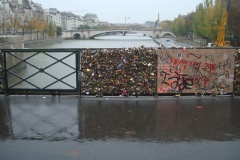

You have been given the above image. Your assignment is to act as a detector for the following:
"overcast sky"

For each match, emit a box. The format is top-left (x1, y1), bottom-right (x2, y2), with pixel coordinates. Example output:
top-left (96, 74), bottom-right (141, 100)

top-left (32, 0), bottom-right (204, 24)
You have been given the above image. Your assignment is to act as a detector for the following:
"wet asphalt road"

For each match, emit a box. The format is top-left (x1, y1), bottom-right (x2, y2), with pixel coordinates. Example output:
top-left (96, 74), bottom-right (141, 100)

top-left (1, 95), bottom-right (240, 160)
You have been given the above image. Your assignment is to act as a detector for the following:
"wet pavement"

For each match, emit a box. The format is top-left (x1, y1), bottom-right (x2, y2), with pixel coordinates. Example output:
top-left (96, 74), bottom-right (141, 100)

top-left (1, 95), bottom-right (240, 160)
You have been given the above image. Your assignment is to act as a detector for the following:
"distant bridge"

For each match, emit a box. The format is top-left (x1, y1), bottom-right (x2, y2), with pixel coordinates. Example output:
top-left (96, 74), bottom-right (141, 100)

top-left (62, 29), bottom-right (175, 39)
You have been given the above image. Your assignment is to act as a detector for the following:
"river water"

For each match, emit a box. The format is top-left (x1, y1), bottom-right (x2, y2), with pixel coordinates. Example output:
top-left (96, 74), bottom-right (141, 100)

top-left (41, 34), bottom-right (160, 48)
top-left (8, 34), bottom-right (160, 90)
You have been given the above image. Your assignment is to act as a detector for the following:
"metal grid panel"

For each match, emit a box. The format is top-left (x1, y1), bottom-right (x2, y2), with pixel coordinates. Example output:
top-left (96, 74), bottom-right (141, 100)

top-left (2, 49), bottom-right (79, 94)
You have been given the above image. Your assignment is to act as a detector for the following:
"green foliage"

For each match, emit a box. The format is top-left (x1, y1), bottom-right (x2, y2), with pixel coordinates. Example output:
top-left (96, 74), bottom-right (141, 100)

top-left (9, 14), bottom-right (22, 33)
top-left (77, 25), bottom-right (91, 29)
top-left (47, 21), bottom-right (56, 37)
top-left (169, 0), bottom-right (240, 44)
top-left (192, 3), bottom-right (206, 38)
top-left (202, 1), bottom-right (223, 40)
top-left (92, 25), bottom-right (108, 30)
top-left (184, 12), bottom-right (195, 32)
top-left (160, 20), bottom-right (173, 30)
top-left (56, 26), bottom-right (62, 36)
top-left (191, 0), bottom-right (239, 44)
top-left (227, 0), bottom-right (240, 46)
top-left (172, 15), bottom-right (187, 36)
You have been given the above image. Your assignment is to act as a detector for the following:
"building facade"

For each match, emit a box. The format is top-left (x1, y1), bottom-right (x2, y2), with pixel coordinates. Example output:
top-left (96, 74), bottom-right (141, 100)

top-left (0, 0), bottom-right (99, 34)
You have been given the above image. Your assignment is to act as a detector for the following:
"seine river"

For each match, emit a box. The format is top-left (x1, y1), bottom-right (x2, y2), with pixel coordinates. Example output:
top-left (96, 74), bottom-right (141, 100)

top-left (8, 34), bottom-right (160, 90)
top-left (41, 34), bottom-right (160, 48)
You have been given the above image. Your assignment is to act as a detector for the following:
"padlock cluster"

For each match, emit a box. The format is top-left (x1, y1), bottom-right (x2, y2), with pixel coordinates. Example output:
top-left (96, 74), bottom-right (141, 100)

top-left (0, 50), bottom-right (3, 92)
top-left (234, 49), bottom-right (240, 95)
top-left (80, 46), bottom-right (158, 96)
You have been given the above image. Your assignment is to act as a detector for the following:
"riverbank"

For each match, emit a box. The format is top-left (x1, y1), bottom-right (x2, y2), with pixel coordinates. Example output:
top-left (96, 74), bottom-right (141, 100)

top-left (0, 32), bottom-right (64, 49)
top-left (175, 39), bottom-right (199, 47)
top-left (0, 37), bottom-right (64, 49)
top-left (24, 38), bottom-right (64, 48)
top-left (154, 38), bottom-right (202, 48)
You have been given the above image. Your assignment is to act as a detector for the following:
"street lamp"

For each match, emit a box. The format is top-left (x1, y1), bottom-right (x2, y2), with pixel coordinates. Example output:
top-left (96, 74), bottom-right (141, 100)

top-left (124, 16), bottom-right (130, 25)
top-left (117, 16), bottom-right (130, 25)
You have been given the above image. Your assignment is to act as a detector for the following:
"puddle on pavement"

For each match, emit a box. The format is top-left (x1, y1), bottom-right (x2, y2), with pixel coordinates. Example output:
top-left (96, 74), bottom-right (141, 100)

top-left (1, 97), bottom-right (240, 142)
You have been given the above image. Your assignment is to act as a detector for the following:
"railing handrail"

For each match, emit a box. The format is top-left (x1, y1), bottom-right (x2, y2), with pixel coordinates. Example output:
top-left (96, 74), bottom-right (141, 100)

top-left (1, 47), bottom-right (240, 52)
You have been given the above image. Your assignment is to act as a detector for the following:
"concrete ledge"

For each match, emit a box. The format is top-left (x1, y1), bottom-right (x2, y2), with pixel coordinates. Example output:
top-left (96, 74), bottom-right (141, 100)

top-left (24, 38), bottom-right (64, 48)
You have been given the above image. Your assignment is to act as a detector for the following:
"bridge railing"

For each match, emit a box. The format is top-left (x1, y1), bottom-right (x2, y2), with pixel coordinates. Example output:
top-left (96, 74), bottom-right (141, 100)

top-left (0, 49), bottom-right (81, 95)
top-left (0, 48), bottom-right (240, 96)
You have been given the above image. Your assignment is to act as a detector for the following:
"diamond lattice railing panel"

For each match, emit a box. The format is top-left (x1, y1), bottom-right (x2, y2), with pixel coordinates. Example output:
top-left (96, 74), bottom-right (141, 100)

top-left (5, 51), bottom-right (78, 90)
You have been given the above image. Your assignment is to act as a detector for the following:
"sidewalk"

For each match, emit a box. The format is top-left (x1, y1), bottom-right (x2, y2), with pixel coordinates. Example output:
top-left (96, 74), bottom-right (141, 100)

top-left (1, 95), bottom-right (240, 160)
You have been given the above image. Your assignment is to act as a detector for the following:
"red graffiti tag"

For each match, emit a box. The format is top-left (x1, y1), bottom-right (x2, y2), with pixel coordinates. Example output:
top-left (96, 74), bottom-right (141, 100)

top-left (186, 53), bottom-right (201, 59)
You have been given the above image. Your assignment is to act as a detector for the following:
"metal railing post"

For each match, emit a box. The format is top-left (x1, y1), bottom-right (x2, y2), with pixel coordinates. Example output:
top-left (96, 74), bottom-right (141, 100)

top-left (77, 49), bottom-right (81, 97)
top-left (3, 51), bottom-right (8, 96)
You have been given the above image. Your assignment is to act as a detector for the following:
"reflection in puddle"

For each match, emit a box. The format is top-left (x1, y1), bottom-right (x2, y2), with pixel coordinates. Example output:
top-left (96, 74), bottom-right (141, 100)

top-left (1, 97), bottom-right (240, 142)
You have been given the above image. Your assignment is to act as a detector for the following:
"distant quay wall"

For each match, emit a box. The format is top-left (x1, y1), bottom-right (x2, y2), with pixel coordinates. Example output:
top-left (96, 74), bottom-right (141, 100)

top-left (24, 38), bottom-right (64, 48)
top-left (0, 32), bottom-right (64, 49)
top-left (0, 38), bottom-right (63, 49)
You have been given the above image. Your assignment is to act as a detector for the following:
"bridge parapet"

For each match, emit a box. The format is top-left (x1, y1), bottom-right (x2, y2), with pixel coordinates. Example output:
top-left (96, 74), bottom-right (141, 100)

top-left (0, 48), bottom-right (238, 96)
top-left (62, 29), bottom-right (176, 39)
